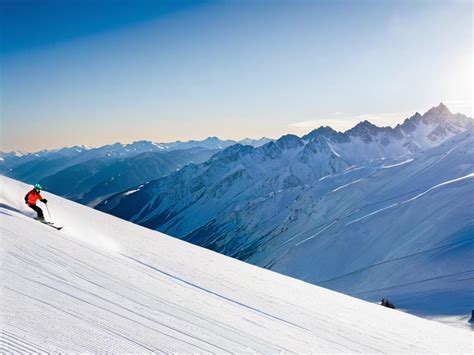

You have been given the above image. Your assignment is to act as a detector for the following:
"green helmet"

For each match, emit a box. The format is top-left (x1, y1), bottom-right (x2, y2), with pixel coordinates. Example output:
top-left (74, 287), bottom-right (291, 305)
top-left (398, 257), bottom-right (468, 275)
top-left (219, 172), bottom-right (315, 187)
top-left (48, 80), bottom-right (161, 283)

top-left (34, 183), bottom-right (42, 191)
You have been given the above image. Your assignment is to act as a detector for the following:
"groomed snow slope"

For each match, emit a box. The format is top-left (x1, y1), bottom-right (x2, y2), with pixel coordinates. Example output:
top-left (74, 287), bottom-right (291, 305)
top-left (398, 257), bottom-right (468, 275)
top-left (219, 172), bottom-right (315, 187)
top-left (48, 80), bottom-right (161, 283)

top-left (0, 176), bottom-right (471, 353)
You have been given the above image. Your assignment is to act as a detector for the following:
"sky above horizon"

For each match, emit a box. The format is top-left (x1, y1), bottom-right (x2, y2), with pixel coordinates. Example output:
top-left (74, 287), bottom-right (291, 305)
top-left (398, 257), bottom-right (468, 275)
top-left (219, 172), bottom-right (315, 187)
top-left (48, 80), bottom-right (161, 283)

top-left (1, 0), bottom-right (472, 152)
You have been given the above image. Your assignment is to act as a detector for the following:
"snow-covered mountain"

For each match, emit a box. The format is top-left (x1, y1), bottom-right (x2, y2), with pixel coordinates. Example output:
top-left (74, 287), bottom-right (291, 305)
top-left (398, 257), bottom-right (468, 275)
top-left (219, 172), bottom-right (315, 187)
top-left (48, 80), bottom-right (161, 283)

top-left (301, 103), bottom-right (472, 163)
top-left (238, 137), bottom-right (273, 147)
top-left (0, 176), bottom-right (470, 352)
top-left (164, 136), bottom-right (272, 150)
top-left (97, 104), bottom-right (473, 322)
top-left (164, 136), bottom-right (236, 150)
top-left (0, 150), bottom-right (30, 159)
top-left (45, 148), bottom-right (220, 206)
top-left (0, 136), bottom-right (271, 187)
top-left (0, 141), bottom-right (169, 183)
top-left (1, 144), bottom-right (219, 207)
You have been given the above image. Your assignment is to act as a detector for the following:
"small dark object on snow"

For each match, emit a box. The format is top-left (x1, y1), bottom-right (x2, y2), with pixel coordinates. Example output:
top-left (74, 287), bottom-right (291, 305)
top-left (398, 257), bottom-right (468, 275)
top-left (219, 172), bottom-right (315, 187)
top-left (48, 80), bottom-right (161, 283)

top-left (380, 298), bottom-right (395, 309)
top-left (469, 310), bottom-right (474, 323)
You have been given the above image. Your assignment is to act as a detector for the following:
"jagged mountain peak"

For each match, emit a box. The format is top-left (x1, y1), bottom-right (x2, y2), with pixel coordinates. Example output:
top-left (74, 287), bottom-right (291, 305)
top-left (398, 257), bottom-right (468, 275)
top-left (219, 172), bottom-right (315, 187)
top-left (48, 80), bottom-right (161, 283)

top-left (239, 137), bottom-right (272, 147)
top-left (204, 136), bottom-right (221, 141)
top-left (421, 103), bottom-right (453, 124)
top-left (130, 140), bottom-right (153, 144)
top-left (128, 140), bottom-right (167, 148)
top-left (351, 119), bottom-right (379, 130)
top-left (304, 125), bottom-right (337, 136)
top-left (405, 104), bottom-right (473, 143)
top-left (426, 102), bottom-right (451, 116)
top-left (211, 143), bottom-right (254, 163)
top-left (303, 126), bottom-right (338, 139)
top-left (165, 136), bottom-right (238, 150)
top-left (407, 111), bottom-right (423, 121)
top-left (276, 134), bottom-right (304, 150)
top-left (297, 135), bottom-right (345, 167)
top-left (344, 120), bottom-right (383, 143)
top-left (302, 126), bottom-right (350, 144)
top-left (396, 112), bottom-right (423, 134)
top-left (0, 150), bottom-right (30, 158)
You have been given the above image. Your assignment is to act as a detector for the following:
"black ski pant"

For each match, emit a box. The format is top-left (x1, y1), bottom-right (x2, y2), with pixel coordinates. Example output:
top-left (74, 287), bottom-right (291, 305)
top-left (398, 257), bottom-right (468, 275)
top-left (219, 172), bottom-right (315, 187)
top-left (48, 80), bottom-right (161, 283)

top-left (28, 204), bottom-right (44, 219)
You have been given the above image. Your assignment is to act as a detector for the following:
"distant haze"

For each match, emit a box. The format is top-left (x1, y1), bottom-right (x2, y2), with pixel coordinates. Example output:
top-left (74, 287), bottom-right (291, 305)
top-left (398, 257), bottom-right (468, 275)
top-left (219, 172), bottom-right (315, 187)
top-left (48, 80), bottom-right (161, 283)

top-left (1, 0), bottom-right (472, 152)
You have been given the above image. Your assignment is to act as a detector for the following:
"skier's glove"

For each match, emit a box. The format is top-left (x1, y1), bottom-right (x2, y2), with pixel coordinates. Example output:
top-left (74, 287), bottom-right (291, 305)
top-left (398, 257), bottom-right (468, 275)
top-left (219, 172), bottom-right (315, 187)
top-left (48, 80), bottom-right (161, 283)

top-left (41, 199), bottom-right (48, 204)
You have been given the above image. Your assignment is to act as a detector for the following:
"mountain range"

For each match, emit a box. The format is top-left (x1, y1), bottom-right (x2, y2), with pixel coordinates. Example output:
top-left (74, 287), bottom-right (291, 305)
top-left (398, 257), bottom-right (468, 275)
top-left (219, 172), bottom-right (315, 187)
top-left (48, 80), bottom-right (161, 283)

top-left (95, 103), bottom-right (473, 320)
top-left (0, 137), bottom-right (269, 205)
top-left (2, 103), bottom-right (472, 322)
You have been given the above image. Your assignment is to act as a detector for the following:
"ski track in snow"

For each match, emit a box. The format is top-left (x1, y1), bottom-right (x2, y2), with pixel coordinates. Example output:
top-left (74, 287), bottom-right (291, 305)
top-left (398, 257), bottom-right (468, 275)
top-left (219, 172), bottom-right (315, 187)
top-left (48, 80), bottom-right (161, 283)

top-left (0, 175), bottom-right (471, 353)
top-left (381, 158), bottom-right (414, 169)
top-left (124, 188), bottom-right (140, 196)
top-left (346, 173), bottom-right (474, 226)
top-left (295, 220), bottom-right (339, 246)
top-left (401, 173), bottom-right (474, 203)
top-left (332, 179), bottom-right (363, 192)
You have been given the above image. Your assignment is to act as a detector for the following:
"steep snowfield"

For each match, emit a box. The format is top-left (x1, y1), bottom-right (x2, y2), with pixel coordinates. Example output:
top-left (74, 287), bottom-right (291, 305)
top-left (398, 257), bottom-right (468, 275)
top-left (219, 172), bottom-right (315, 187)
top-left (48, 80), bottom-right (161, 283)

top-left (1, 176), bottom-right (471, 353)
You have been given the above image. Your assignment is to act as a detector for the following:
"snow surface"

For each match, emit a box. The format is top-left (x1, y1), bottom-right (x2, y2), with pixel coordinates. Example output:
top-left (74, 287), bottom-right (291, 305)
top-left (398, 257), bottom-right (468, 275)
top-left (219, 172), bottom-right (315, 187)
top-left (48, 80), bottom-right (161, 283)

top-left (0, 176), bottom-right (471, 353)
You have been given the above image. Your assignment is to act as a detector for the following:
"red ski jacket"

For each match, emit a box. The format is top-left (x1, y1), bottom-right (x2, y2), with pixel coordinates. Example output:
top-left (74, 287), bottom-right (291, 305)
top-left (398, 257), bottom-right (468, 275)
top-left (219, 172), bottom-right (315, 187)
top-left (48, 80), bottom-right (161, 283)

top-left (25, 189), bottom-right (44, 205)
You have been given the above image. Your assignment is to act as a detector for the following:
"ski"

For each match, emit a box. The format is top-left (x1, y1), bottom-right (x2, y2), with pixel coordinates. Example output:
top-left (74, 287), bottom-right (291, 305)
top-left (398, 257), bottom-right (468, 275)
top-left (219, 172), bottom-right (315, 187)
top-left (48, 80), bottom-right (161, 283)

top-left (43, 222), bottom-right (63, 231)
top-left (36, 219), bottom-right (63, 230)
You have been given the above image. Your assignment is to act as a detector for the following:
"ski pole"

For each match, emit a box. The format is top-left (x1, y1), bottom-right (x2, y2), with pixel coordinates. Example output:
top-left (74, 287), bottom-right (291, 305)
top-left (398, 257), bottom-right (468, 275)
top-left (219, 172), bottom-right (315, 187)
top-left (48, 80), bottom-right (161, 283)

top-left (45, 203), bottom-right (52, 221)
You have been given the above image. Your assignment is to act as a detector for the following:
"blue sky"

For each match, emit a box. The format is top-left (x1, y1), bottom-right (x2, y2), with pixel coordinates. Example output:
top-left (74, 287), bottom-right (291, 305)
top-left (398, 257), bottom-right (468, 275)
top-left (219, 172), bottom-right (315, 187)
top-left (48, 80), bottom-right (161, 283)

top-left (1, 0), bottom-right (472, 151)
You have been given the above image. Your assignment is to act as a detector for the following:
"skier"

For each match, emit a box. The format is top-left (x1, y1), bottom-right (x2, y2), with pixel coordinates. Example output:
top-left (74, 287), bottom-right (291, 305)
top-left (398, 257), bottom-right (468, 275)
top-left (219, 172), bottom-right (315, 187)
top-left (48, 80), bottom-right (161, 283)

top-left (24, 184), bottom-right (48, 221)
